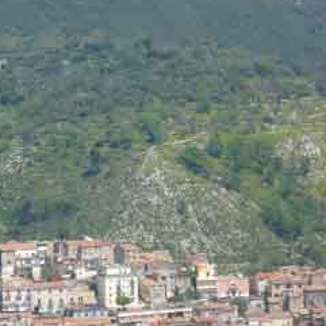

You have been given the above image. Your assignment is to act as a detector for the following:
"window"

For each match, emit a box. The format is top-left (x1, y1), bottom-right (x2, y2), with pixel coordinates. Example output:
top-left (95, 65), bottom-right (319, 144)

top-left (26, 288), bottom-right (31, 300)
top-left (16, 290), bottom-right (22, 301)
top-left (59, 298), bottom-right (64, 309)
top-left (5, 291), bottom-right (11, 301)
top-left (130, 279), bottom-right (135, 297)
top-left (47, 299), bottom-right (53, 312)
top-left (117, 282), bottom-right (121, 296)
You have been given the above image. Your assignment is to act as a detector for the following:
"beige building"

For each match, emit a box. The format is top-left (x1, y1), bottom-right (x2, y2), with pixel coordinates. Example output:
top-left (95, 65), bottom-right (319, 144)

top-left (120, 243), bottom-right (143, 267)
top-left (0, 313), bottom-right (115, 326)
top-left (247, 312), bottom-right (293, 326)
top-left (254, 272), bottom-right (305, 313)
top-left (140, 278), bottom-right (167, 307)
top-left (148, 264), bottom-right (178, 299)
top-left (53, 240), bottom-right (113, 263)
top-left (216, 275), bottom-right (250, 299)
top-left (304, 286), bottom-right (326, 309)
top-left (193, 301), bottom-right (237, 325)
top-left (74, 264), bottom-right (97, 280)
top-left (0, 278), bottom-right (95, 313)
top-left (76, 241), bottom-right (113, 263)
top-left (310, 269), bottom-right (326, 286)
top-left (117, 307), bottom-right (193, 325)
top-left (0, 242), bottom-right (49, 279)
top-left (97, 265), bottom-right (139, 308)
top-left (186, 253), bottom-right (218, 297)
top-left (187, 253), bottom-right (217, 280)
top-left (0, 312), bottom-right (32, 326)
top-left (0, 250), bottom-right (15, 279)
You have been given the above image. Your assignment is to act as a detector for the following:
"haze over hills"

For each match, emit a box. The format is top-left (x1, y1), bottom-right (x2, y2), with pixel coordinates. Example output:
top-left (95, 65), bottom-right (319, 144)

top-left (2, 0), bottom-right (326, 85)
top-left (0, 0), bottom-right (326, 271)
top-left (0, 0), bottom-right (320, 54)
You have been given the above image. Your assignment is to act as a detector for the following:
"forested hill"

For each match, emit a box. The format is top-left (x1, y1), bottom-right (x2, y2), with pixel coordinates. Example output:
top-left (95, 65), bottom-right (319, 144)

top-left (0, 0), bottom-right (322, 58)
top-left (1, 0), bottom-right (326, 85)
top-left (0, 0), bottom-right (326, 271)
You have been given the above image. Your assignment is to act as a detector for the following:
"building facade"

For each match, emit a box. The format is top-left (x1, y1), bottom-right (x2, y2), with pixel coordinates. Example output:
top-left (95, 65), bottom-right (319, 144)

top-left (0, 278), bottom-right (95, 313)
top-left (216, 276), bottom-right (250, 299)
top-left (140, 278), bottom-right (166, 307)
top-left (97, 265), bottom-right (139, 308)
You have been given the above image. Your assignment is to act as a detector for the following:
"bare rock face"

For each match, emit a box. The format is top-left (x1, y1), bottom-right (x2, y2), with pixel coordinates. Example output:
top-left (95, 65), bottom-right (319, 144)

top-left (83, 149), bottom-right (286, 265)
top-left (277, 134), bottom-right (321, 160)
top-left (277, 133), bottom-right (326, 183)
top-left (0, 143), bottom-right (25, 204)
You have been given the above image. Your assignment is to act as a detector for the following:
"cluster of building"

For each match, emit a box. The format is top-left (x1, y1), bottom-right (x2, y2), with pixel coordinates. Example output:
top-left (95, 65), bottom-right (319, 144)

top-left (0, 239), bottom-right (326, 326)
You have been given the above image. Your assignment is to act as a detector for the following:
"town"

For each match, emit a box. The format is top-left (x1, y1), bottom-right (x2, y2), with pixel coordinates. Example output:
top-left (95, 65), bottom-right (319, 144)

top-left (0, 238), bottom-right (325, 326)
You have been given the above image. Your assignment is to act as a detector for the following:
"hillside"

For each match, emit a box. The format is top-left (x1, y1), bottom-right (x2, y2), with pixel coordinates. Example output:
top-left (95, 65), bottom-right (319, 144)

top-left (0, 0), bottom-right (326, 271)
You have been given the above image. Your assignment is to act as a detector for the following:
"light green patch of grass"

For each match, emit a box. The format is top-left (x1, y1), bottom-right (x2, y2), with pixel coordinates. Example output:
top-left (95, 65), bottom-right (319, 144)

top-left (310, 180), bottom-right (326, 198)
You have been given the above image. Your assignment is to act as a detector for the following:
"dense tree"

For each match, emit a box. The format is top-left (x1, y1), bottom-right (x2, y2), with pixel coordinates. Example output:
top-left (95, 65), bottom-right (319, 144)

top-left (179, 146), bottom-right (209, 176)
top-left (207, 133), bottom-right (223, 158)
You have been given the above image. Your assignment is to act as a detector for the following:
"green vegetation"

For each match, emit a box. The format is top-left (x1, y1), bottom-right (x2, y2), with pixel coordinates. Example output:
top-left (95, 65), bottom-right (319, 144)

top-left (116, 294), bottom-right (131, 307)
top-left (0, 0), bottom-right (325, 270)
top-left (179, 146), bottom-right (209, 176)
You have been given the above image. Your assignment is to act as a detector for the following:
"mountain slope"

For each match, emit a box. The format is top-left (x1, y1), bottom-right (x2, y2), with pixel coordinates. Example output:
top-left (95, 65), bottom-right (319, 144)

top-left (0, 0), bottom-right (326, 270)
top-left (0, 0), bottom-right (321, 59)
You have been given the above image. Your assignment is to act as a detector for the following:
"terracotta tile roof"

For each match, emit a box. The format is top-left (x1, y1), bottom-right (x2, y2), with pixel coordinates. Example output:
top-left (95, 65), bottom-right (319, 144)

top-left (216, 275), bottom-right (250, 297)
top-left (129, 252), bottom-right (175, 271)
top-left (2, 277), bottom-right (85, 291)
top-left (195, 302), bottom-right (235, 313)
top-left (0, 241), bottom-right (37, 252)
top-left (192, 316), bottom-right (216, 324)
top-left (121, 243), bottom-right (142, 252)
top-left (187, 253), bottom-right (209, 264)
top-left (256, 272), bottom-right (303, 283)
top-left (247, 311), bottom-right (292, 321)
top-left (256, 272), bottom-right (284, 281)
top-left (31, 316), bottom-right (62, 326)
top-left (28, 314), bottom-right (112, 326)
top-left (64, 317), bottom-right (112, 326)
top-left (67, 240), bottom-right (112, 250)
top-left (197, 302), bottom-right (233, 309)
top-left (141, 277), bottom-right (160, 288)
top-left (313, 268), bottom-right (326, 274)
top-left (304, 286), bottom-right (326, 292)
top-left (0, 312), bottom-right (32, 320)
top-left (309, 307), bottom-right (326, 315)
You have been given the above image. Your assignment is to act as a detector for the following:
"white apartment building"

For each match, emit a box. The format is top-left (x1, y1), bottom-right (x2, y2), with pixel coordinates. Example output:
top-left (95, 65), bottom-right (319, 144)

top-left (0, 242), bottom-right (50, 279)
top-left (97, 265), bottom-right (139, 308)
